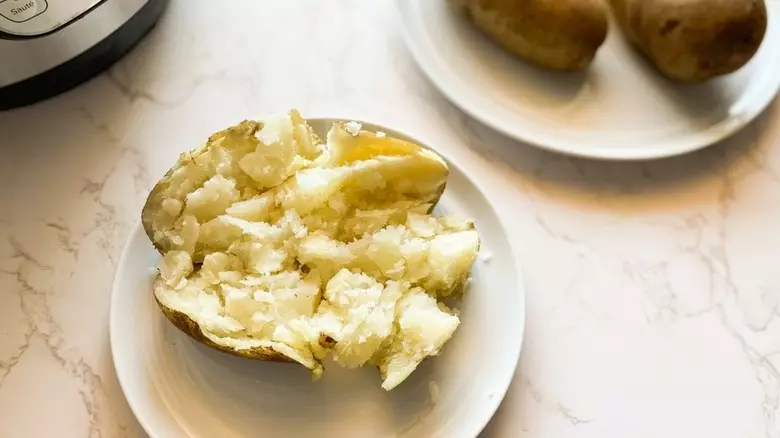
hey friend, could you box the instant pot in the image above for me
[0,0,168,110]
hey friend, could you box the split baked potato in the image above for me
[142,110,480,390]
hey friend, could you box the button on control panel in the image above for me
[0,0,99,37]
[0,0,47,23]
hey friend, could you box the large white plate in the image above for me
[397,0,780,160]
[110,118,525,438]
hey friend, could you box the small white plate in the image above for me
[110,118,525,438]
[397,0,780,160]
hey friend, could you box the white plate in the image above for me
[110,118,525,438]
[397,0,780,160]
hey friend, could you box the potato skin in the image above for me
[141,120,262,257]
[609,0,767,82]
[154,294,298,364]
[460,0,609,71]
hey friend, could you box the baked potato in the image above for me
[143,110,481,390]
[142,112,451,261]
[456,0,610,71]
[608,0,767,82]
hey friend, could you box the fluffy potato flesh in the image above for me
[145,111,479,390]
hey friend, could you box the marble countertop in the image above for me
[2,1,780,437]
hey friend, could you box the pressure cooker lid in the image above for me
[0,0,107,39]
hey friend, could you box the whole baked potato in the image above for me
[143,111,481,390]
[608,0,767,82]
[457,0,610,71]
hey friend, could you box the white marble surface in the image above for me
[2,0,780,437]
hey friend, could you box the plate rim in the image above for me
[109,115,527,438]
[396,0,780,161]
